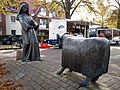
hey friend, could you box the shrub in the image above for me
[0,35,10,41]
[0,35,49,42]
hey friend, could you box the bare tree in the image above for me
[55,0,93,19]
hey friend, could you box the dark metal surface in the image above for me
[57,34,110,87]
[16,3,40,61]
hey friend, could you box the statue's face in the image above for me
[22,5,28,13]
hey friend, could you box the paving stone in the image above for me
[66,85,78,90]
[27,80,37,86]
[41,83,51,89]
[17,86,27,90]
[66,80,78,87]
[40,88,46,90]
[45,74,53,79]
[50,81,61,89]
[32,83,42,90]
[21,77,30,83]
[51,77,60,83]
[14,75,20,80]
[37,75,46,80]
[35,78,44,85]
[57,87,67,90]
[41,72,49,77]
[78,87,89,90]
[58,81,69,88]
[25,85,34,90]
[48,87,56,90]
[111,81,120,89]
[57,76,69,82]
[117,87,120,90]
[43,78,53,84]
[33,72,41,77]
[17,72,25,79]
[103,79,115,86]
[30,76,38,81]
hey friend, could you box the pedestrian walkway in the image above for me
[0,48,120,90]
[0,45,20,50]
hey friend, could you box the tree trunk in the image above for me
[117,8,120,29]
[65,11,71,19]
[101,16,104,28]
[65,1,71,19]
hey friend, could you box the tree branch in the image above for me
[61,0,66,10]
[0,2,10,11]
[114,0,120,6]
[82,1,92,4]
[115,0,119,4]
[70,0,75,7]
[110,5,119,9]
[70,0,82,17]
[54,2,64,9]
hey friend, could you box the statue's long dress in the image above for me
[18,14,40,61]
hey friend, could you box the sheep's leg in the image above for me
[91,74,101,83]
[57,67,66,75]
[77,77,92,88]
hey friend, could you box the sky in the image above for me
[71,0,118,21]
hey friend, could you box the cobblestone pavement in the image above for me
[0,46,120,90]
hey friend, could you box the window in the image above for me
[11,16,16,22]
[40,19,46,25]
[113,30,120,37]
[11,30,16,35]
[38,31,41,35]
[38,31,45,35]
[39,19,47,29]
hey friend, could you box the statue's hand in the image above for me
[28,25,34,29]
[34,25,39,31]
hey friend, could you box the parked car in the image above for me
[1,35,22,45]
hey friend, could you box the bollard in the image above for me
[16,49,22,60]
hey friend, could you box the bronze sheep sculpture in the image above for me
[57,34,110,87]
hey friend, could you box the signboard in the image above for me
[49,19,67,39]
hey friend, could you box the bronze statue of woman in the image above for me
[16,2,41,61]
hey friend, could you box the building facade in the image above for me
[0,13,22,35]
[0,14,6,35]
[6,13,21,35]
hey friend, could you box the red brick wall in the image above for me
[0,14,6,35]
[2,15,6,35]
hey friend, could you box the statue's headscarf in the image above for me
[16,2,30,21]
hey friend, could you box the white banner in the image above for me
[49,19,67,39]
[46,0,52,3]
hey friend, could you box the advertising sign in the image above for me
[49,19,67,39]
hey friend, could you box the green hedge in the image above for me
[0,35,10,41]
[0,35,49,42]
